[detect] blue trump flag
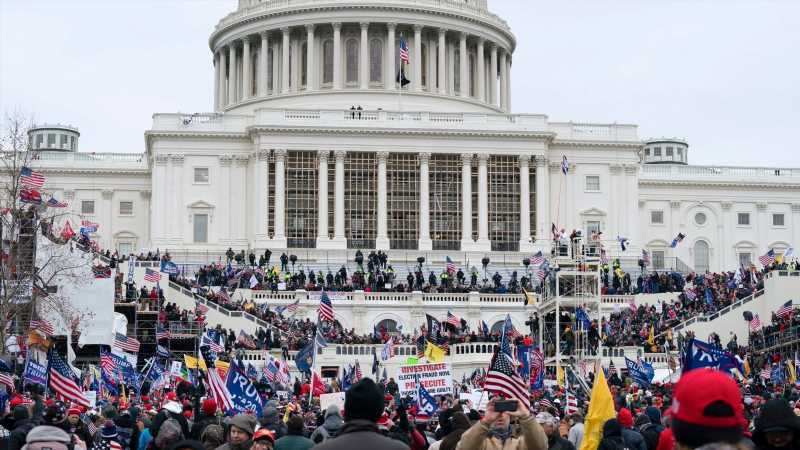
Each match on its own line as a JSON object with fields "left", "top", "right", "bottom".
{"left": 226, "top": 362, "right": 264, "bottom": 415}
{"left": 516, "top": 345, "right": 531, "bottom": 380}
{"left": 683, "top": 339, "right": 742, "bottom": 376}
{"left": 160, "top": 260, "right": 179, "bottom": 275}
{"left": 624, "top": 357, "right": 652, "bottom": 388}
{"left": 416, "top": 375, "right": 437, "bottom": 414}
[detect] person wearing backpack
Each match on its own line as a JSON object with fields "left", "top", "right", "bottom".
{"left": 21, "top": 424, "right": 74, "bottom": 450}
{"left": 638, "top": 407, "right": 664, "bottom": 450}
{"left": 309, "top": 405, "right": 343, "bottom": 444}
{"left": 149, "top": 401, "right": 190, "bottom": 442}
{"left": 617, "top": 409, "right": 646, "bottom": 450}
{"left": 40, "top": 402, "right": 86, "bottom": 450}
{"left": 191, "top": 399, "right": 222, "bottom": 440}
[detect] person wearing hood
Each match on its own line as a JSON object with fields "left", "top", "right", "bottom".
{"left": 752, "top": 398, "right": 800, "bottom": 450}
{"left": 537, "top": 412, "right": 574, "bottom": 450}
{"left": 598, "top": 419, "right": 626, "bottom": 450}
{"left": 638, "top": 406, "right": 664, "bottom": 450}
{"left": 274, "top": 416, "right": 313, "bottom": 450}
{"left": 259, "top": 404, "right": 287, "bottom": 440}
{"left": 191, "top": 399, "right": 223, "bottom": 440}
{"left": 438, "top": 410, "right": 471, "bottom": 450}
{"left": 310, "top": 404, "right": 344, "bottom": 444}
{"left": 215, "top": 414, "right": 256, "bottom": 450}
{"left": 617, "top": 408, "right": 646, "bottom": 450}
{"left": 150, "top": 400, "right": 191, "bottom": 442}
{"left": 116, "top": 410, "right": 140, "bottom": 450}
{"left": 312, "top": 378, "right": 409, "bottom": 450}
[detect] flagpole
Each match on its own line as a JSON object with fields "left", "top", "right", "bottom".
{"left": 309, "top": 324, "right": 317, "bottom": 405}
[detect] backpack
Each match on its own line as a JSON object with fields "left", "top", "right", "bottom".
{"left": 154, "top": 418, "right": 184, "bottom": 450}
{"left": 22, "top": 425, "right": 74, "bottom": 450}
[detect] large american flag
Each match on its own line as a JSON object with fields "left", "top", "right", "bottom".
{"left": 156, "top": 324, "right": 171, "bottom": 341}
{"left": 207, "top": 362, "right": 234, "bottom": 411}
{"left": 504, "top": 315, "right": 521, "bottom": 340}
{"left": 381, "top": 339, "right": 395, "bottom": 361}
{"left": 318, "top": 291, "right": 334, "bottom": 322}
{"left": 203, "top": 331, "right": 224, "bottom": 352}
{"left": 237, "top": 330, "right": 257, "bottom": 349}
{"left": 20, "top": 167, "right": 46, "bottom": 188}
{"left": 749, "top": 314, "right": 762, "bottom": 332}
{"left": 48, "top": 350, "right": 90, "bottom": 407}
{"left": 286, "top": 300, "right": 299, "bottom": 315}
{"left": 531, "top": 251, "right": 545, "bottom": 266}
{"left": 31, "top": 319, "right": 55, "bottom": 337}
{"left": 399, "top": 36, "right": 410, "bottom": 64}
{"left": 113, "top": 333, "right": 140, "bottom": 353}
{"left": 80, "top": 219, "right": 99, "bottom": 228}
{"left": 759, "top": 249, "right": 776, "bottom": 267}
{"left": 354, "top": 360, "right": 363, "bottom": 381}
{"left": 446, "top": 256, "right": 456, "bottom": 273}
{"left": 760, "top": 367, "right": 771, "bottom": 380}
{"left": 445, "top": 311, "right": 461, "bottom": 328}
{"left": 484, "top": 350, "right": 531, "bottom": 410}
{"left": 46, "top": 197, "right": 68, "bottom": 208}
{"left": 0, "top": 372, "right": 14, "bottom": 389}
{"left": 263, "top": 359, "right": 278, "bottom": 382}
{"left": 100, "top": 349, "right": 116, "bottom": 375}
{"left": 777, "top": 301, "right": 794, "bottom": 319}
{"left": 144, "top": 269, "right": 162, "bottom": 283}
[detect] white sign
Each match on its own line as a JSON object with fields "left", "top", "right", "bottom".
{"left": 396, "top": 363, "right": 453, "bottom": 398}
{"left": 275, "top": 390, "right": 290, "bottom": 400}
{"left": 319, "top": 392, "right": 346, "bottom": 411}
{"left": 278, "top": 282, "right": 287, "bottom": 291}
{"left": 170, "top": 361, "right": 183, "bottom": 377}
{"left": 85, "top": 391, "right": 97, "bottom": 408}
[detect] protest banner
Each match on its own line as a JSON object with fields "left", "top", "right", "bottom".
{"left": 22, "top": 358, "right": 47, "bottom": 387}
{"left": 396, "top": 363, "right": 453, "bottom": 398}
{"left": 227, "top": 364, "right": 264, "bottom": 415}
{"left": 319, "top": 392, "right": 346, "bottom": 411}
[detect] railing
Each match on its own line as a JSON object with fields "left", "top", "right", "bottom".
{"left": 669, "top": 289, "right": 764, "bottom": 334}
{"left": 764, "top": 270, "right": 800, "bottom": 280}
{"left": 548, "top": 122, "right": 639, "bottom": 142}
{"left": 641, "top": 164, "right": 800, "bottom": 182}
{"left": 168, "top": 321, "right": 203, "bottom": 336}
{"left": 602, "top": 295, "right": 634, "bottom": 305}
{"left": 168, "top": 281, "right": 272, "bottom": 329}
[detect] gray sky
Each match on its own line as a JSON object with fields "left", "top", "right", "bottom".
{"left": 2, "top": 0, "right": 799, "bottom": 167}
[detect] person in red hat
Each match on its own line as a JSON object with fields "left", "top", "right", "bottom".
{"left": 617, "top": 408, "right": 646, "bottom": 450}
{"left": 670, "top": 368, "right": 747, "bottom": 449}
{"left": 191, "top": 398, "right": 221, "bottom": 440}
{"left": 66, "top": 406, "right": 92, "bottom": 445}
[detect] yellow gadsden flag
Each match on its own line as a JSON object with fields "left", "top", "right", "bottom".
{"left": 557, "top": 366, "right": 565, "bottom": 387}
{"left": 787, "top": 359, "right": 797, "bottom": 384}
{"left": 184, "top": 354, "right": 207, "bottom": 371}
{"left": 424, "top": 341, "right": 445, "bottom": 363}
{"left": 580, "top": 364, "right": 617, "bottom": 450}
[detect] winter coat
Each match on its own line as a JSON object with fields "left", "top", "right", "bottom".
{"left": 455, "top": 415, "right": 548, "bottom": 450}
{"left": 620, "top": 429, "right": 646, "bottom": 450}
{"left": 9, "top": 416, "right": 36, "bottom": 450}
{"left": 258, "top": 407, "right": 287, "bottom": 440}
{"left": 190, "top": 413, "right": 223, "bottom": 440}
{"left": 309, "top": 408, "right": 344, "bottom": 444}
{"left": 752, "top": 398, "right": 800, "bottom": 450}
{"left": 274, "top": 435, "right": 314, "bottom": 450}
{"left": 311, "top": 419, "right": 410, "bottom": 450}
{"left": 547, "top": 435, "right": 575, "bottom": 450}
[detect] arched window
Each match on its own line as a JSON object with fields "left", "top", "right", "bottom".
{"left": 376, "top": 319, "right": 398, "bottom": 333}
{"left": 322, "top": 39, "right": 333, "bottom": 84}
{"left": 369, "top": 38, "right": 383, "bottom": 83}
{"left": 421, "top": 43, "right": 428, "bottom": 88}
{"left": 300, "top": 41, "right": 308, "bottom": 87}
{"left": 346, "top": 38, "right": 359, "bottom": 84}
{"left": 490, "top": 320, "right": 504, "bottom": 335}
{"left": 694, "top": 240, "right": 710, "bottom": 274}
{"left": 454, "top": 49, "right": 461, "bottom": 93}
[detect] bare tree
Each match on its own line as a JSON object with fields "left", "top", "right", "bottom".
{"left": 0, "top": 111, "right": 98, "bottom": 351}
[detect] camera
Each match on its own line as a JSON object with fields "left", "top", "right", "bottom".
{"left": 494, "top": 400, "right": 519, "bottom": 412}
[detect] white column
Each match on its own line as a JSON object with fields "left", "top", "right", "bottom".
{"left": 535, "top": 157, "right": 551, "bottom": 246}
{"left": 228, "top": 43, "right": 237, "bottom": 105}
{"left": 386, "top": 23, "right": 396, "bottom": 91}
{"left": 218, "top": 155, "right": 232, "bottom": 241}
{"left": 477, "top": 153, "right": 490, "bottom": 244}
{"left": 413, "top": 25, "right": 423, "bottom": 91}
{"left": 242, "top": 37, "right": 252, "bottom": 100}
{"left": 281, "top": 28, "right": 290, "bottom": 93}
{"left": 489, "top": 44, "right": 498, "bottom": 107}
{"left": 419, "top": 152, "right": 432, "bottom": 250}
{"left": 333, "top": 150, "right": 346, "bottom": 246}
{"left": 152, "top": 155, "right": 168, "bottom": 244}
{"left": 172, "top": 155, "right": 185, "bottom": 240}
{"left": 437, "top": 29, "right": 447, "bottom": 94}
{"left": 306, "top": 24, "right": 316, "bottom": 91}
{"left": 519, "top": 155, "right": 532, "bottom": 252}
{"left": 460, "top": 154, "right": 473, "bottom": 248}
{"left": 505, "top": 55, "right": 512, "bottom": 111}
{"left": 791, "top": 204, "right": 800, "bottom": 258}
{"left": 213, "top": 52, "right": 220, "bottom": 110}
{"left": 459, "top": 32, "right": 468, "bottom": 98}
{"left": 499, "top": 49, "right": 508, "bottom": 111}
{"left": 219, "top": 48, "right": 228, "bottom": 108}
{"left": 376, "top": 151, "right": 390, "bottom": 249}
{"left": 254, "top": 149, "right": 269, "bottom": 245}
{"left": 317, "top": 150, "right": 329, "bottom": 245}
{"left": 476, "top": 38, "right": 485, "bottom": 102}
{"left": 235, "top": 156, "right": 248, "bottom": 240}
{"left": 333, "top": 22, "right": 342, "bottom": 90}
{"left": 273, "top": 149, "right": 287, "bottom": 242}
{"left": 259, "top": 32, "right": 269, "bottom": 96}
{"left": 360, "top": 22, "right": 370, "bottom": 89}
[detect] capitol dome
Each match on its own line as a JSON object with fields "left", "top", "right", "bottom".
{"left": 209, "top": 0, "right": 516, "bottom": 114}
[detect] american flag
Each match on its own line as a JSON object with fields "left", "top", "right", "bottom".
{"left": 46, "top": 197, "right": 68, "bottom": 208}
{"left": 399, "top": 36, "right": 409, "bottom": 63}
{"left": 560, "top": 155, "right": 569, "bottom": 175}
{"left": 0, "top": 372, "right": 14, "bottom": 389}
{"left": 777, "top": 301, "right": 794, "bottom": 319}
{"left": 760, "top": 367, "right": 771, "bottom": 380}
{"left": 207, "top": 362, "right": 234, "bottom": 411}
{"left": 539, "top": 397, "right": 554, "bottom": 410}
{"left": 381, "top": 339, "right": 395, "bottom": 361}
{"left": 113, "top": 333, "right": 140, "bottom": 353}
{"left": 642, "top": 249, "right": 650, "bottom": 266}
{"left": 759, "top": 249, "right": 776, "bottom": 267}
{"left": 504, "top": 315, "right": 521, "bottom": 340}
{"left": 264, "top": 360, "right": 278, "bottom": 382}
{"left": 237, "top": 330, "right": 257, "bottom": 349}
{"left": 144, "top": 269, "right": 162, "bottom": 283}
{"left": 318, "top": 291, "right": 334, "bottom": 322}
{"left": 156, "top": 324, "right": 170, "bottom": 341}
{"left": 608, "top": 360, "right": 616, "bottom": 377}
{"left": 48, "top": 350, "right": 90, "bottom": 407}
{"left": 565, "top": 391, "right": 579, "bottom": 415}
{"left": 531, "top": 251, "right": 545, "bottom": 266}
{"left": 100, "top": 349, "right": 116, "bottom": 375}
{"left": 195, "top": 302, "right": 209, "bottom": 314}
{"left": 203, "top": 331, "right": 224, "bottom": 353}
{"left": 684, "top": 288, "right": 697, "bottom": 301}
{"left": 749, "top": 314, "right": 762, "bottom": 332}
{"left": 110, "top": 441, "right": 122, "bottom": 450}
{"left": 84, "top": 416, "right": 98, "bottom": 436}
{"left": 530, "top": 348, "right": 544, "bottom": 386}
{"left": 286, "top": 300, "right": 299, "bottom": 315}
{"left": 446, "top": 256, "right": 456, "bottom": 273}
{"left": 485, "top": 350, "right": 531, "bottom": 409}
{"left": 600, "top": 248, "right": 609, "bottom": 264}
{"left": 31, "top": 319, "right": 55, "bottom": 337}
{"left": 19, "top": 188, "right": 42, "bottom": 204}
{"left": 20, "top": 167, "right": 46, "bottom": 188}
{"left": 445, "top": 311, "right": 461, "bottom": 328}
{"left": 80, "top": 219, "right": 99, "bottom": 228}
{"left": 354, "top": 360, "right": 363, "bottom": 381}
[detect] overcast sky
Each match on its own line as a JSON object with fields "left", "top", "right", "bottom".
{"left": 2, "top": 0, "right": 799, "bottom": 167}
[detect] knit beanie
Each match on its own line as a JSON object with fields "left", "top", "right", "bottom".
{"left": 344, "top": 378, "right": 384, "bottom": 422}
{"left": 202, "top": 398, "right": 217, "bottom": 415}
{"left": 618, "top": 408, "right": 634, "bottom": 428}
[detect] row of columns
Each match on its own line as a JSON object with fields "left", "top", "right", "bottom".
{"left": 213, "top": 23, "right": 512, "bottom": 111}
{"left": 253, "top": 151, "right": 542, "bottom": 251}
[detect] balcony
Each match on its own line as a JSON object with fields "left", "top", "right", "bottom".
{"left": 640, "top": 164, "right": 800, "bottom": 185}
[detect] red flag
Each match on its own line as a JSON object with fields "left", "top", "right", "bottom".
{"left": 60, "top": 221, "right": 75, "bottom": 240}
{"left": 311, "top": 371, "right": 325, "bottom": 397}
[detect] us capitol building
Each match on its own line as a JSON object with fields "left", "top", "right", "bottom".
{"left": 32, "top": 0, "right": 799, "bottom": 273}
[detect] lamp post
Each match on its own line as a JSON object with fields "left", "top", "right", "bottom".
{"left": 290, "top": 254, "right": 297, "bottom": 274}
{"left": 481, "top": 257, "right": 490, "bottom": 287}
{"left": 416, "top": 256, "right": 425, "bottom": 273}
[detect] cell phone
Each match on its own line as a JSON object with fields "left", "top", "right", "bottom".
{"left": 494, "top": 400, "right": 519, "bottom": 412}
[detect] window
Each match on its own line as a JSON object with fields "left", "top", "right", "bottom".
{"left": 119, "top": 201, "right": 134, "bottom": 216}
{"left": 430, "top": 154, "right": 461, "bottom": 251}
{"left": 488, "top": 155, "right": 521, "bottom": 251}
{"left": 694, "top": 212, "right": 707, "bottom": 226}
{"left": 586, "top": 221, "right": 601, "bottom": 237}
{"left": 737, "top": 212, "right": 750, "bottom": 226}
{"left": 644, "top": 148, "right": 650, "bottom": 156}
{"left": 694, "top": 240, "right": 710, "bottom": 273}
{"left": 421, "top": 43, "right": 428, "bottom": 88}
{"left": 322, "top": 40, "right": 333, "bottom": 84}
{"left": 267, "top": 48, "right": 274, "bottom": 91}
{"left": 773, "top": 213, "right": 785, "bottom": 227}
{"left": 388, "top": 154, "right": 419, "bottom": 250}
{"left": 285, "top": 151, "right": 318, "bottom": 248}
{"left": 369, "top": 39, "right": 382, "bottom": 83}
{"left": 738, "top": 252, "right": 752, "bottom": 267}
{"left": 194, "top": 167, "right": 210, "bottom": 184}
{"left": 677, "top": 148, "right": 683, "bottom": 160}
{"left": 36, "top": 134, "right": 43, "bottom": 147}
{"left": 118, "top": 242, "right": 134, "bottom": 256}
{"left": 69, "top": 136, "right": 76, "bottom": 150}
{"left": 585, "top": 175, "right": 600, "bottom": 192}
{"left": 60, "top": 135, "right": 68, "bottom": 148}
{"left": 652, "top": 250, "right": 665, "bottom": 270}
{"left": 653, "top": 147, "right": 661, "bottom": 157}
{"left": 193, "top": 214, "right": 208, "bottom": 243}
{"left": 81, "top": 200, "right": 95, "bottom": 215}
{"left": 47, "top": 134, "right": 55, "bottom": 147}
{"left": 666, "top": 147, "right": 673, "bottom": 157}
{"left": 454, "top": 50, "right": 461, "bottom": 93}
{"left": 650, "top": 210, "right": 664, "bottom": 224}
{"left": 345, "top": 39, "right": 359, "bottom": 84}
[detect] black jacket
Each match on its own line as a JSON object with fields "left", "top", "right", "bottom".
{"left": 190, "top": 413, "right": 223, "bottom": 440}
{"left": 548, "top": 435, "right": 576, "bottom": 450}
{"left": 753, "top": 398, "right": 800, "bottom": 450}
{"left": 8, "top": 418, "right": 36, "bottom": 450}
{"left": 149, "top": 408, "right": 190, "bottom": 440}
{"left": 312, "top": 420, "right": 409, "bottom": 450}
